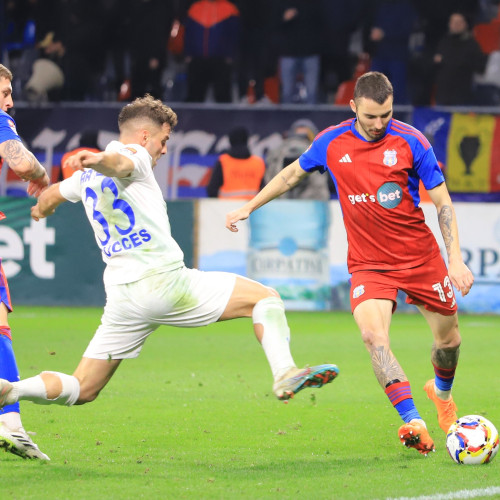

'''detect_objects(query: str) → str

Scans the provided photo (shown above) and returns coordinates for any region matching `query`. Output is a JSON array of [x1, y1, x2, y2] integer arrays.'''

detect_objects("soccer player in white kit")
[[0, 95, 338, 431]]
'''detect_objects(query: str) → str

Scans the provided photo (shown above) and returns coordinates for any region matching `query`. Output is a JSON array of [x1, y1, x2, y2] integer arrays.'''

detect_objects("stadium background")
[[1, 104, 499, 313]]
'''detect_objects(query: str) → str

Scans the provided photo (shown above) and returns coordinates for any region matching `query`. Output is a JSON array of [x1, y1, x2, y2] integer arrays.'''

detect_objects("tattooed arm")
[[427, 182, 474, 296], [226, 159, 309, 232], [0, 139, 49, 196]]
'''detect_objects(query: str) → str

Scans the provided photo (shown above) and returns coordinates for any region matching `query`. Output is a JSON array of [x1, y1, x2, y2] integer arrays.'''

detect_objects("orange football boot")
[[399, 421, 435, 456], [424, 379, 458, 433]]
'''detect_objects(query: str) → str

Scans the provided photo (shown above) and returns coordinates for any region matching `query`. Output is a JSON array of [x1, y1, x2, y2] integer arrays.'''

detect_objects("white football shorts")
[[83, 266, 236, 359]]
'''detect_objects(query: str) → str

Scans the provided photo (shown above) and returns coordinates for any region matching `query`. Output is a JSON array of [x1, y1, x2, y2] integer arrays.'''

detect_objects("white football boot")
[[0, 380, 50, 460], [0, 424, 50, 460]]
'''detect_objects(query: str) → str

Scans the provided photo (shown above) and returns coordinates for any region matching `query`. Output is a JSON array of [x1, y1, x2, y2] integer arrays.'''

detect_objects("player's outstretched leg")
[[398, 420, 435, 456], [250, 296, 339, 401], [273, 364, 339, 400], [424, 379, 458, 433], [0, 423, 50, 460]]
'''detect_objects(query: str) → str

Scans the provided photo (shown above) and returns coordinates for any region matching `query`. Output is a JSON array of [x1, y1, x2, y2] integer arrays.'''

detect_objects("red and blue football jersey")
[[0, 110, 21, 221], [0, 109, 22, 180], [0, 109, 21, 145], [300, 118, 444, 273]]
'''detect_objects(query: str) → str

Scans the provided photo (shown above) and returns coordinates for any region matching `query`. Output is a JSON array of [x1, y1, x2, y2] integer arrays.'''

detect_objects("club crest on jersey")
[[353, 285, 365, 299], [7, 119, 17, 135], [383, 149, 397, 167]]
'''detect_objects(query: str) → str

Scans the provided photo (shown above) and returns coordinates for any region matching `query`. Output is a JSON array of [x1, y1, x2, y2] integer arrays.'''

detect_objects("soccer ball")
[[446, 415, 499, 465]]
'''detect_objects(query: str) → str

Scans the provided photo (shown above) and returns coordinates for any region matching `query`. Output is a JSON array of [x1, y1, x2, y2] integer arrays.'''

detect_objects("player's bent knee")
[[40, 371, 80, 406], [360, 328, 388, 348], [75, 395, 97, 405], [75, 386, 100, 405]]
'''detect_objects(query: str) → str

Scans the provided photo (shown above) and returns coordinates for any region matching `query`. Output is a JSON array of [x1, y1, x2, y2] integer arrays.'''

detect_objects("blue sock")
[[0, 330, 21, 414], [395, 398, 422, 423], [432, 362, 456, 392]]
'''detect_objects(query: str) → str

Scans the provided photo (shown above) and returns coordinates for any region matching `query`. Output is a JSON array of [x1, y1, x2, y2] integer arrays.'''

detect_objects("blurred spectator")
[[433, 12, 488, 105], [236, 0, 275, 104], [363, 0, 418, 104], [3, 0, 29, 46], [319, 0, 367, 103], [22, 0, 107, 101], [265, 119, 331, 200], [184, 0, 241, 103], [410, 0, 480, 105], [122, 0, 172, 100], [413, 0, 480, 52], [3, 0, 64, 102], [60, 130, 100, 180], [206, 126, 265, 198], [24, 32, 65, 102], [60, 0, 107, 100], [2, 0, 38, 96], [272, 0, 322, 104]]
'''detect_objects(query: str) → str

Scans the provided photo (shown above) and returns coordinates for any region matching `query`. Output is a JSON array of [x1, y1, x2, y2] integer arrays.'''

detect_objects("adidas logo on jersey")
[[339, 154, 352, 163]]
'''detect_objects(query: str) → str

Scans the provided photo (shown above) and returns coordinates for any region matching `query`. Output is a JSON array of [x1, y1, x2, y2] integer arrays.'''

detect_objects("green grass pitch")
[[1, 307, 499, 500]]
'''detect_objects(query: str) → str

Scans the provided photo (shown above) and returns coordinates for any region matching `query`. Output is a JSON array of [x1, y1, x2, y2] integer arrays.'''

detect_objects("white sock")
[[13, 372, 80, 406], [435, 385, 452, 400], [0, 411, 22, 430], [410, 418, 427, 428], [253, 297, 295, 379]]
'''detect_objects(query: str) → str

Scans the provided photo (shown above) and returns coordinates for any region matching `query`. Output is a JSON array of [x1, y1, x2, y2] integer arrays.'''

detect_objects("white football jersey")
[[59, 140, 184, 285]]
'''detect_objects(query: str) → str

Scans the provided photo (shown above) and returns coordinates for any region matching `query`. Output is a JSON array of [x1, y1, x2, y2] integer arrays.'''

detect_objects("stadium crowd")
[[2, 0, 500, 106]]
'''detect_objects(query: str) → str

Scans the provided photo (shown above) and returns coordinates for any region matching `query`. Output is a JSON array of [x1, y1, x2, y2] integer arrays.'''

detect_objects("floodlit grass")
[[1, 308, 499, 499]]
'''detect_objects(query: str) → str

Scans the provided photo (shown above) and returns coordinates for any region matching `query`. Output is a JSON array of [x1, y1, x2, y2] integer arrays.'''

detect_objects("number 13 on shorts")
[[432, 276, 456, 307]]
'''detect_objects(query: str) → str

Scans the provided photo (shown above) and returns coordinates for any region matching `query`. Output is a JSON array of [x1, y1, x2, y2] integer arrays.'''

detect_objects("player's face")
[[0, 77, 14, 112], [350, 96, 393, 141], [145, 122, 171, 166]]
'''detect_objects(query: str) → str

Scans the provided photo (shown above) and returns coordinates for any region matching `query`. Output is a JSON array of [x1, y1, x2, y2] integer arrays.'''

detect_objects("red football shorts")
[[350, 253, 457, 316]]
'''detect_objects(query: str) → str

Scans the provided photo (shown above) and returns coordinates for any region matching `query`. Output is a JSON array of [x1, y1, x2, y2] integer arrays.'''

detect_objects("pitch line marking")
[[386, 486, 500, 500]]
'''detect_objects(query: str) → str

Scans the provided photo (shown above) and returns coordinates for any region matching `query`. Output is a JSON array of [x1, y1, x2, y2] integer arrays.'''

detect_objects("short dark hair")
[[0, 64, 13, 81], [354, 72, 393, 105], [118, 94, 178, 131]]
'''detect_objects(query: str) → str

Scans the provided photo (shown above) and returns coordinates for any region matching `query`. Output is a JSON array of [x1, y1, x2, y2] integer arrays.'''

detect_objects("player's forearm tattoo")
[[4, 140, 45, 180], [438, 205, 454, 256], [432, 344, 460, 369], [371, 345, 407, 387]]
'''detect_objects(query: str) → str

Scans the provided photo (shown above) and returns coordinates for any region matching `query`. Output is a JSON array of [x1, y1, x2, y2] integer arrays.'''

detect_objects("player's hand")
[[226, 207, 251, 232], [27, 171, 50, 197], [64, 150, 103, 171], [31, 203, 53, 221], [448, 261, 474, 297]]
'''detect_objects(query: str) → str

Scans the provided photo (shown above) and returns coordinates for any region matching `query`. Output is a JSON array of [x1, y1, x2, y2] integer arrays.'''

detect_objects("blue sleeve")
[[414, 145, 445, 190], [298, 133, 330, 174], [0, 113, 21, 144]]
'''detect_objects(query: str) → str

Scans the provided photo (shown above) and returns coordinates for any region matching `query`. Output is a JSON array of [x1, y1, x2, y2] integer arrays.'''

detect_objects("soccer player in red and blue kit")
[[226, 72, 474, 456], [0, 64, 50, 459]]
